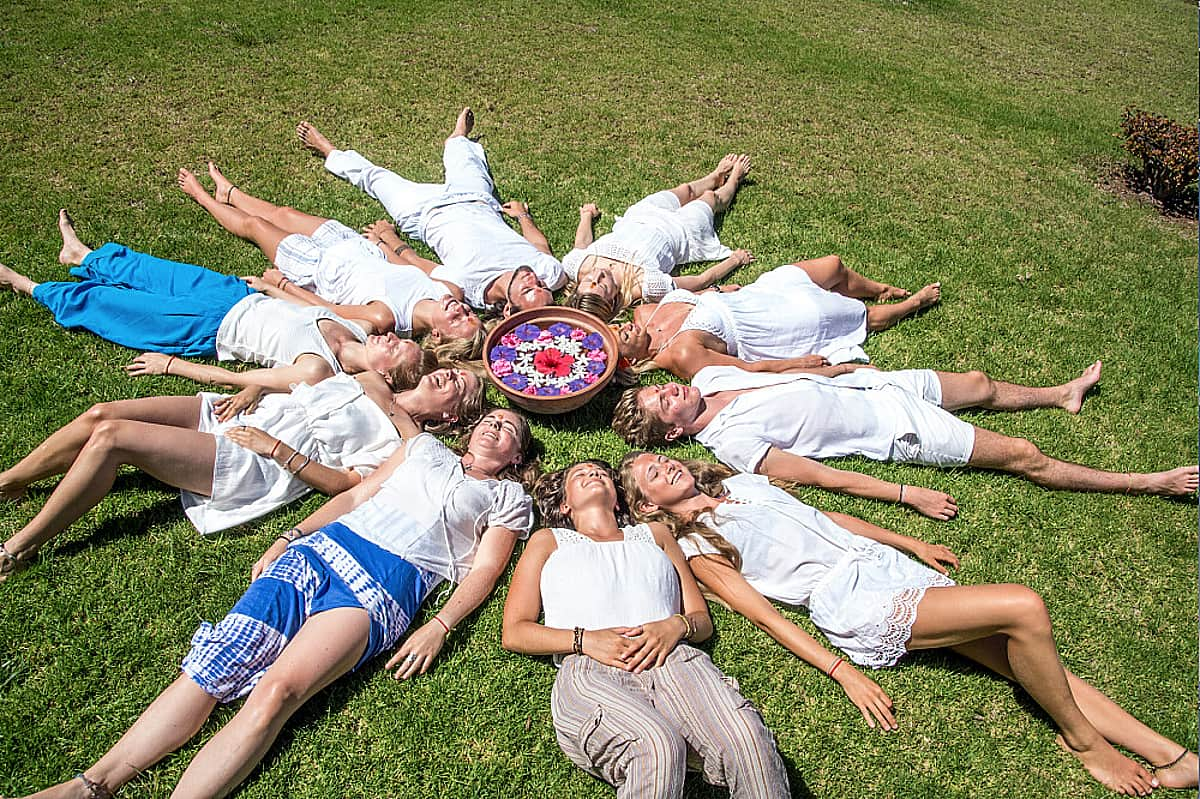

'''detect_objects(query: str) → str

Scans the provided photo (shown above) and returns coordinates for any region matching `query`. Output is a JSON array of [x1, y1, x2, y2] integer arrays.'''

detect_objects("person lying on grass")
[[560, 153, 754, 321], [0, 365, 484, 578], [0, 211, 433, 393], [619, 452, 1198, 796], [13, 408, 538, 799], [611, 363, 1196, 518], [298, 107, 565, 315], [614, 255, 941, 380], [502, 460, 790, 798], [177, 162, 489, 365]]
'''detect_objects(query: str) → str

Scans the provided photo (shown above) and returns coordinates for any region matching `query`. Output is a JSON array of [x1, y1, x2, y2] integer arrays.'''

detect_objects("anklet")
[[1150, 749, 1189, 773], [75, 772, 113, 799], [223, 185, 237, 204]]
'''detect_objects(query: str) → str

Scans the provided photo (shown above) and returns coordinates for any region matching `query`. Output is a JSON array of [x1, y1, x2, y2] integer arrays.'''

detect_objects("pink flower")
[[536, 329, 554, 342], [491, 359, 513, 377], [523, 386, 538, 395], [569, 328, 588, 340], [500, 333, 520, 347], [587, 349, 608, 362], [583, 372, 599, 385]]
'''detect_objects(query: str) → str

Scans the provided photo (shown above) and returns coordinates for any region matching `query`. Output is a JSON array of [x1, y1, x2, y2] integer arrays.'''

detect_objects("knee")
[[240, 676, 306, 731], [964, 370, 994, 398], [84, 419, 130, 453], [1004, 436, 1046, 473], [82, 402, 119, 428], [245, 216, 277, 240], [623, 722, 688, 785], [1004, 585, 1053, 637], [711, 711, 781, 783]]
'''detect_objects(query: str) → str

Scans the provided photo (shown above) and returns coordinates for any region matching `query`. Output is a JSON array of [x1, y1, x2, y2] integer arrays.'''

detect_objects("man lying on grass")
[[611, 363, 1197, 518]]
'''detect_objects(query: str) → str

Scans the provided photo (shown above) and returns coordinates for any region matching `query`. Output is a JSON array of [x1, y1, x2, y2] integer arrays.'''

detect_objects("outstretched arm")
[[573, 204, 599, 249], [758, 447, 959, 520], [823, 511, 960, 575], [363, 220, 445, 276], [386, 523, 520, 679], [672, 249, 754, 292], [659, 337, 850, 381], [126, 352, 330, 391], [501, 202, 553, 255], [689, 553, 897, 730]]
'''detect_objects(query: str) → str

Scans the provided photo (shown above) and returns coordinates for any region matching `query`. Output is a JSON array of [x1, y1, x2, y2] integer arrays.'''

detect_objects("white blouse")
[[336, 433, 534, 582], [215, 293, 366, 371]]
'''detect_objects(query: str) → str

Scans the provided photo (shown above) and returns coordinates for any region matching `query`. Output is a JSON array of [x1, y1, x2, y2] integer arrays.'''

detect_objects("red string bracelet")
[[433, 615, 451, 634]]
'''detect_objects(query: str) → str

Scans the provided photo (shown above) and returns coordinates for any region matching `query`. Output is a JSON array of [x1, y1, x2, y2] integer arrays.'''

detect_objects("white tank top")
[[540, 524, 681, 632], [215, 293, 366, 371]]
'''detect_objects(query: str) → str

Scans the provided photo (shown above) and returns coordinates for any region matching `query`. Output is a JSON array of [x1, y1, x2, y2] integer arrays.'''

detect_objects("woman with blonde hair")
[[620, 451, 1197, 797]]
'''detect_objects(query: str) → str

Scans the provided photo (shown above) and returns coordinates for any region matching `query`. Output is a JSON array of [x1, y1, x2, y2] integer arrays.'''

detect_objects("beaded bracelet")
[[572, 626, 584, 656]]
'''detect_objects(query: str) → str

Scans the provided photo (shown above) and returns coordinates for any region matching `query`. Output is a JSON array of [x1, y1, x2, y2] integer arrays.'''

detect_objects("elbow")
[[500, 623, 527, 654]]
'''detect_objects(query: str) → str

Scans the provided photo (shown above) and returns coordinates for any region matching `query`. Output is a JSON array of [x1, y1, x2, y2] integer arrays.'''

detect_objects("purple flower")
[[513, 323, 542, 342], [566, 379, 589, 393], [535, 385, 561, 396], [586, 359, 607, 374], [489, 345, 517, 362], [548, 322, 573, 338], [501, 374, 529, 391], [581, 332, 604, 350]]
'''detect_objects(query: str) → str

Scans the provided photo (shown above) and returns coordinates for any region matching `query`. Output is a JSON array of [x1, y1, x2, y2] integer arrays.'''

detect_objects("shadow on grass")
[[906, 648, 1056, 731]]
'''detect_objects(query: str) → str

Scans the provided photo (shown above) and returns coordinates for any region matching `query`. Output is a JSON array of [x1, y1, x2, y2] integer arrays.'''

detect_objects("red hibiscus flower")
[[533, 347, 575, 377]]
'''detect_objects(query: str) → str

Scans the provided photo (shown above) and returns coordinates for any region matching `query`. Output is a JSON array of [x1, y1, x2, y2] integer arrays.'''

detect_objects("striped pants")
[[551, 645, 789, 798]]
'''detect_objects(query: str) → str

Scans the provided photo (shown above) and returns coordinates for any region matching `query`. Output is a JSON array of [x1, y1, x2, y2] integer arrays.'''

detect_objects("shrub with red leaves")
[[1119, 107, 1198, 213]]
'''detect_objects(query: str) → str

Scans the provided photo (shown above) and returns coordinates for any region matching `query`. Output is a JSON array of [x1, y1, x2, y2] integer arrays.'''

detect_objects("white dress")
[[561, 190, 732, 301], [183, 374, 401, 534], [665, 265, 869, 365], [679, 473, 954, 668], [691, 365, 976, 474], [214, 293, 366, 371], [274, 219, 445, 335], [336, 432, 534, 583]]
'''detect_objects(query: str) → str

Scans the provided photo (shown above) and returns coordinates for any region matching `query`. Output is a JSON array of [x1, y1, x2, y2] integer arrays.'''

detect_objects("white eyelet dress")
[[539, 524, 789, 799], [682, 473, 954, 668]]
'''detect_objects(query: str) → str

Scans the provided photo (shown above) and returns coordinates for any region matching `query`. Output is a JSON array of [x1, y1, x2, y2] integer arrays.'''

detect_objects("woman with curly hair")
[[620, 451, 1197, 796], [502, 459, 790, 798]]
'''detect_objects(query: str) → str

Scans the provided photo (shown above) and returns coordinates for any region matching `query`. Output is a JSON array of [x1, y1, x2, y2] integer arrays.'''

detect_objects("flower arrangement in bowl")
[[483, 307, 620, 414]]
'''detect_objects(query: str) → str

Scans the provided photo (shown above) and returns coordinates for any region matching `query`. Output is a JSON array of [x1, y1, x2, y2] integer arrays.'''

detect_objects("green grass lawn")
[[0, 0, 1196, 796]]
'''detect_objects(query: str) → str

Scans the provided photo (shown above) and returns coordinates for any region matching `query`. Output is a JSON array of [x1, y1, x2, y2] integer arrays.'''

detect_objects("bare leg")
[[0, 263, 38, 296], [864, 284, 941, 330], [1, 420, 217, 559], [19, 676, 218, 799], [968, 427, 1198, 496], [791, 254, 940, 321], [447, 106, 474, 142], [171, 607, 370, 798], [909, 585, 1159, 795], [206, 162, 327, 236], [706, 154, 751, 213], [0, 396, 203, 501], [668, 153, 738, 205], [296, 120, 335, 158], [58, 209, 93, 265], [937, 362, 1102, 414], [176, 169, 290, 263]]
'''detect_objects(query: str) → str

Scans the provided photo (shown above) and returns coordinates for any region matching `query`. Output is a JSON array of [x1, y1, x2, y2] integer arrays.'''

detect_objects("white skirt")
[[806, 539, 954, 669]]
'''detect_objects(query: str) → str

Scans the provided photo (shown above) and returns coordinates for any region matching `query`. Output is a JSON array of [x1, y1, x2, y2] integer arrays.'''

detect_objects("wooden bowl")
[[483, 307, 619, 415]]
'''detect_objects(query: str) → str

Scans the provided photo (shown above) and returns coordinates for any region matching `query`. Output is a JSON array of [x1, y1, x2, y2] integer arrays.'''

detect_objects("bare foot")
[[207, 162, 237, 205], [176, 168, 209, 203], [1139, 465, 1199, 496], [725, 153, 752, 186], [57, 209, 91, 265], [875, 285, 911, 302], [711, 153, 738, 184], [1152, 749, 1199, 790], [1056, 734, 1158, 796], [296, 120, 335, 158], [912, 282, 941, 309], [450, 106, 474, 139], [18, 773, 103, 799], [0, 263, 36, 296], [1060, 360, 1102, 414], [0, 472, 27, 502]]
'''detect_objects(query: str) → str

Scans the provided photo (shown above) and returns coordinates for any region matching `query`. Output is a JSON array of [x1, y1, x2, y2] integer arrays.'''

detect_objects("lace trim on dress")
[[871, 573, 955, 669], [678, 300, 738, 355]]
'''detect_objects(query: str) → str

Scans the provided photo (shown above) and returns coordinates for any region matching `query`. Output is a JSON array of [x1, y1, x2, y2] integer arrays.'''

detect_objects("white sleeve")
[[488, 481, 535, 539], [709, 433, 772, 475], [677, 532, 720, 559], [561, 248, 587, 281], [640, 268, 676, 302]]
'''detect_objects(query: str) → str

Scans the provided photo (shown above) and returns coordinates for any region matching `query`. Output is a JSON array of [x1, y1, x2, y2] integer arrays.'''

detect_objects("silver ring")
[[404, 653, 417, 662]]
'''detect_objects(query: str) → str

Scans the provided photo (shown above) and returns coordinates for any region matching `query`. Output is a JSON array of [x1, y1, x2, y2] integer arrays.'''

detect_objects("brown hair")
[[423, 371, 487, 437], [563, 285, 621, 323], [453, 408, 542, 491], [387, 347, 439, 391], [422, 318, 495, 366], [617, 452, 742, 571], [533, 459, 631, 530], [610, 386, 673, 447]]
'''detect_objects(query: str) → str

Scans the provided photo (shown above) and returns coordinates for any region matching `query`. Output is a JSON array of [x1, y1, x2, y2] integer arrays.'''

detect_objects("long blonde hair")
[[617, 452, 742, 571]]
